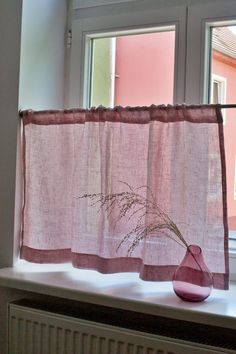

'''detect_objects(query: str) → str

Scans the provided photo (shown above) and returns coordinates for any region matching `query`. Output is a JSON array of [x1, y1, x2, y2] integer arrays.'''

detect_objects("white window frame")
[[68, 0, 236, 280], [186, 0, 236, 104], [67, 1, 187, 107], [86, 26, 177, 108], [186, 0, 236, 281], [73, 0, 137, 9]]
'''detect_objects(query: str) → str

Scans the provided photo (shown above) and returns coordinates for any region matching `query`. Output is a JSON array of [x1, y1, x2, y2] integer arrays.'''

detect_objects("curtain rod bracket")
[[19, 109, 34, 117]]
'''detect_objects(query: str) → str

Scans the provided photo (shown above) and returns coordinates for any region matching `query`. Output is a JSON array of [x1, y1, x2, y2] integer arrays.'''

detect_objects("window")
[[68, 1, 186, 107], [208, 25, 236, 256], [186, 1, 236, 279], [68, 0, 236, 280], [90, 29, 175, 108]]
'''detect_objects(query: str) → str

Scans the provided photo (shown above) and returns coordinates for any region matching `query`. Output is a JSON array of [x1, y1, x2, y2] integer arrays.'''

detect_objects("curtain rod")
[[18, 104, 236, 118], [220, 104, 236, 109]]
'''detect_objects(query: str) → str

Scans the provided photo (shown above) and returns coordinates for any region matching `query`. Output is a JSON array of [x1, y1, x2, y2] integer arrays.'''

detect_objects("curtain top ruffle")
[[20, 104, 223, 125]]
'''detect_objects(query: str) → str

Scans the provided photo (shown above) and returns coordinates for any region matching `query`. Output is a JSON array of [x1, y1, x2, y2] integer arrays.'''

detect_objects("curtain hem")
[[20, 247, 228, 289], [20, 246, 72, 263]]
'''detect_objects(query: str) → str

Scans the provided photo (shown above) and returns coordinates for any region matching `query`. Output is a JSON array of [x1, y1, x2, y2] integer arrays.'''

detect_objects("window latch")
[[67, 30, 72, 49]]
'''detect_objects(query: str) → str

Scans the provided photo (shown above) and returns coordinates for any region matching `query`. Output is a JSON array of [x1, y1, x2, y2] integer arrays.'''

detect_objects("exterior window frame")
[[211, 74, 227, 105], [211, 73, 227, 123], [186, 1, 236, 104]]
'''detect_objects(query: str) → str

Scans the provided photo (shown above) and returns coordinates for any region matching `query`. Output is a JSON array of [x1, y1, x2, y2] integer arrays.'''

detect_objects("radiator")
[[8, 302, 235, 354]]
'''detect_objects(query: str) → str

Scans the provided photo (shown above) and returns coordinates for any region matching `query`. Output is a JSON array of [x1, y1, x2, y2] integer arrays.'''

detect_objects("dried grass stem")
[[79, 182, 188, 255]]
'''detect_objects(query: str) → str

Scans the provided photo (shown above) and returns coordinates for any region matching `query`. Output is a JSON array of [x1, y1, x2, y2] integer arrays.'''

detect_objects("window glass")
[[210, 26, 236, 243], [90, 30, 175, 108]]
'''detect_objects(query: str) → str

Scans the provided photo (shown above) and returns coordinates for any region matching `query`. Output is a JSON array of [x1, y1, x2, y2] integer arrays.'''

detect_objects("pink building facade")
[[113, 30, 236, 230], [114, 31, 175, 106]]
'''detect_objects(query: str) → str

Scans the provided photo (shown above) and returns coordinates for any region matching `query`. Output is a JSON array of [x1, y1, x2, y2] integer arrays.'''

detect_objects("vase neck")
[[187, 245, 201, 255]]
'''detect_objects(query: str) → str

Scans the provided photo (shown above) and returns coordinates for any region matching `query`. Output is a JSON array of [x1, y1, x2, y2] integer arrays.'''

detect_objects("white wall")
[[0, 1, 67, 352], [0, 2, 24, 353], [19, 0, 67, 110], [0, 1, 22, 269]]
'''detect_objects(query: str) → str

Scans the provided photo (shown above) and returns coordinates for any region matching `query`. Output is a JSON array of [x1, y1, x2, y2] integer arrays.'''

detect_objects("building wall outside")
[[114, 31, 175, 106], [212, 53, 236, 228]]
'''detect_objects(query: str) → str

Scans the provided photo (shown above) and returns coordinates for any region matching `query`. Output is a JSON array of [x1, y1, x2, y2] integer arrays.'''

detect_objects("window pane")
[[90, 29, 175, 107], [210, 26, 236, 240]]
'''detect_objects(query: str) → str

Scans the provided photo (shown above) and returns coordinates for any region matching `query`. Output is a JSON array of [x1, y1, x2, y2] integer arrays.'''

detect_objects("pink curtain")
[[20, 105, 229, 289]]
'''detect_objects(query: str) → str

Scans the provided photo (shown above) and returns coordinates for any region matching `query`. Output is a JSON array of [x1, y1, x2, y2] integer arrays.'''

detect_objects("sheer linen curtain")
[[20, 105, 229, 290]]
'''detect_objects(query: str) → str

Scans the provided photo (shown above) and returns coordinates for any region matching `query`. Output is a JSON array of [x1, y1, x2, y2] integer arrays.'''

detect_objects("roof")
[[212, 27, 236, 59]]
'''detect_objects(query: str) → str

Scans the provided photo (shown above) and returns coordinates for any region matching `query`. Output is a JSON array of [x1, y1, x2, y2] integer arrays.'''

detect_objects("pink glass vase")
[[172, 245, 213, 302]]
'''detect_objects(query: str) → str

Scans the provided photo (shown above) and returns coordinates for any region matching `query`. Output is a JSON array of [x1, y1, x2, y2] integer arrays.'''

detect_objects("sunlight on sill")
[[14, 259, 166, 294], [14, 259, 73, 273]]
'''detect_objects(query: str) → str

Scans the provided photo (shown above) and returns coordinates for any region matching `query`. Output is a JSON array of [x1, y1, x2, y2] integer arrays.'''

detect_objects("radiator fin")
[[8, 304, 234, 354]]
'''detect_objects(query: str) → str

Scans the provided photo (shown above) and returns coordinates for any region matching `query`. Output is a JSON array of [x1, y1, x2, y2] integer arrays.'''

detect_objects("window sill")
[[0, 261, 235, 330]]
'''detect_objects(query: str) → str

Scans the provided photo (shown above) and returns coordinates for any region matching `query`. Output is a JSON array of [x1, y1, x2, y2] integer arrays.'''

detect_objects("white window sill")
[[0, 261, 236, 330]]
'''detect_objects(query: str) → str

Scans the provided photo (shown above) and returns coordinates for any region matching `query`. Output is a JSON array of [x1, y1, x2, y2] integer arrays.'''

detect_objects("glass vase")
[[172, 245, 213, 302]]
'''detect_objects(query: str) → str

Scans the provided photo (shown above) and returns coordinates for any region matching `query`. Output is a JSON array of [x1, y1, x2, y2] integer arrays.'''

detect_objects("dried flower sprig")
[[79, 182, 189, 256]]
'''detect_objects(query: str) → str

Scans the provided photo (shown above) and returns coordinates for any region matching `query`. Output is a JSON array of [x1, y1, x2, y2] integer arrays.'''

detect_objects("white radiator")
[[8, 302, 234, 354]]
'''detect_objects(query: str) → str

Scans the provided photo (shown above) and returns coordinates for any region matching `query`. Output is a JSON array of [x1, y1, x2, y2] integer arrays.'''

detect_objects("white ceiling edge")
[[72, 0, 139, 9]]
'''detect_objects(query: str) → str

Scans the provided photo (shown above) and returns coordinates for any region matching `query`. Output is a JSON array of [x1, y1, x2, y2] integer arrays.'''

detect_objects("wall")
[[19, 0, 67, 110], [0, 1, 67, 353], [0, 1, 22, 270], [0, 2, 23, 351]]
